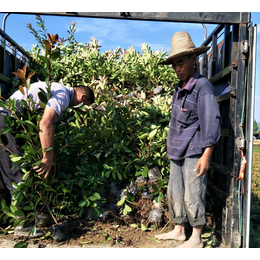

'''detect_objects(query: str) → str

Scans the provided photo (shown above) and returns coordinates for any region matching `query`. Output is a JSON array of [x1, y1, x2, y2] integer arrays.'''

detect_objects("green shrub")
[[0, 15, 178, 228]]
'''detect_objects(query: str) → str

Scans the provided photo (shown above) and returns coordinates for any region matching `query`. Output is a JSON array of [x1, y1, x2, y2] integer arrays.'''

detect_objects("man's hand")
[[194, 145, 215, 177], [194, 155, 211, 177], [33, 157, 53, 179]]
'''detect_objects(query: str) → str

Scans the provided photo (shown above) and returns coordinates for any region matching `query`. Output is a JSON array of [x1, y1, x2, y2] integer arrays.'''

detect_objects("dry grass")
[[252, 142, 260, 199], [250, 142, 260, 247]]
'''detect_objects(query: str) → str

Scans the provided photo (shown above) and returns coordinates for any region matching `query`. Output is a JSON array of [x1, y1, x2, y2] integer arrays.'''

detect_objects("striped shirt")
[[167, 69, 221, 160]]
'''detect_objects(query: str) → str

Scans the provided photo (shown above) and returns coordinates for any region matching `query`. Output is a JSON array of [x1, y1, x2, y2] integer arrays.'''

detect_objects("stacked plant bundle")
[[0, 15, 178, 234]]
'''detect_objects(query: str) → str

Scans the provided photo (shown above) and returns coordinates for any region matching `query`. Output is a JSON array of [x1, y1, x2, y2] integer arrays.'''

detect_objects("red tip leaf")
[[18, 85, 25, 95], [27, 71, 35, 79]]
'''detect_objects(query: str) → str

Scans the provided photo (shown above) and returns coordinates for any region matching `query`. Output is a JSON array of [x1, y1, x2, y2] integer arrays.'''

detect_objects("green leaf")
[[2, 206, 10, 214], [79, 201, 86, 207], [148, 129, 157, 139], [51, 50, 60, 60], [156, 192, 164, 202], [141, 223, 148, 231], [152, 184, 159, 192], [1, 199, 6, 208], [72, 102, 84, 109], [14, 241, 28, 248], [103, 164, 111, 170], [34, 160, 42, 166], [146, 237, 162, 243], [101, 116, 106, 124], [15, 133, 31, 142], [89, 192, 101, 201], [76, 165, 82, 171], [28, 226, 36, 236], [117, 172, 123, 180], [112, 172, 116, 179], [5, 212, 16, 219], [38, 55, 49, 64], [10, 205, 17, 214], [138, 133, 148, 139], [38, 91, 48, 104], [44, 147, 53, 152], [104, 171, 110, 178], [123, 204, 132, 215], [1, 127, 12, 134], [93, 192, 101, 200], [10, 156, 22, 163], [123, 146, 132, 153], [79, 240, 93, 245], [117, 197, 126, 206], [15, 210, 25, 218], [130, 223, 138, 229], [142, 166, 149, 178], [22, 170, 30, 181], [24, 120, 38, 127], [23, 206, 33, 211]]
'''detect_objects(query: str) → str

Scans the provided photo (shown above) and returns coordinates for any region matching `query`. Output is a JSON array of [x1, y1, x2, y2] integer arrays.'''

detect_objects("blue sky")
[[1, 10, 260, 122]]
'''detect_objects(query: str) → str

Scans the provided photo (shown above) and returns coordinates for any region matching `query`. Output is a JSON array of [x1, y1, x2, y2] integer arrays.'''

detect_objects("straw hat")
[[158, 31, 210, 65]]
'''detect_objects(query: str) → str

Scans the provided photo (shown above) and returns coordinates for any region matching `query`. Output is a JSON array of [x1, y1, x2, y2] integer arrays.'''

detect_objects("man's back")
[[9, 82, 73, 116]]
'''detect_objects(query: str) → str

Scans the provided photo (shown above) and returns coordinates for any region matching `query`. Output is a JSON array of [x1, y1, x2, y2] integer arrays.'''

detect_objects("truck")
[[0, 12, 257, 248]]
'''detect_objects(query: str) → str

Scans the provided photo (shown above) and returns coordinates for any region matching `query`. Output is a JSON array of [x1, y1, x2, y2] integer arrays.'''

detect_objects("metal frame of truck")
[[0, 12, 257, 248]]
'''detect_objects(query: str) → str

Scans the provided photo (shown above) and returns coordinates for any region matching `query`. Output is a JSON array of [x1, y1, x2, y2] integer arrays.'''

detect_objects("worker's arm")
[[33, 106, 58, 178]]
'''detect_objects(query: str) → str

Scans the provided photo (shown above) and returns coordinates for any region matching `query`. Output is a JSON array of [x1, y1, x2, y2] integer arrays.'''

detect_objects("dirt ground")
[[0, 221, 176, 248], [0, 182, 222, 249], [0, 216, 221, 249]]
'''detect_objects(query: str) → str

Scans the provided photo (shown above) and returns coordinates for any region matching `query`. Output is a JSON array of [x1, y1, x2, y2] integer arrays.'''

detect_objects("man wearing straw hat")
[[155, 31, 221, 248]]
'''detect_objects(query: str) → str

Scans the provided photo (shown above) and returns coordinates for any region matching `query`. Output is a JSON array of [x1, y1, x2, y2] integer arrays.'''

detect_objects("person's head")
[[72, 85, 95, 106], [171, 53, 197, 83], [158, 31, 210, 79]]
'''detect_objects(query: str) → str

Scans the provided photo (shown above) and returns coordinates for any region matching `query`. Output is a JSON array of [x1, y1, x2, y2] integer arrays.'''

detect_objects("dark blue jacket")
[[167, 70, 221, 160]]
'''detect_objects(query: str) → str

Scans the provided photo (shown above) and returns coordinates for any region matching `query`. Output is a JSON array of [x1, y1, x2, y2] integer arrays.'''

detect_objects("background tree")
[[254, 120, 258, 134]]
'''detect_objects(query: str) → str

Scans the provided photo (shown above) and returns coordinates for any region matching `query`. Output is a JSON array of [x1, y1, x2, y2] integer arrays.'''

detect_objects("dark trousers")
[[0, 115, 23, 205]]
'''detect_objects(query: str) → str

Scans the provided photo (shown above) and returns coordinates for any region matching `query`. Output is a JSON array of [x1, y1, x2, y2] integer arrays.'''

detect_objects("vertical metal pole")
[[2, 13, 10, 31], [230, 22, 247, 248], [1, 13, 10, 76], [202, 23, 207, 41], [243, 24, 257, 248], [201, 24, 208, 78]]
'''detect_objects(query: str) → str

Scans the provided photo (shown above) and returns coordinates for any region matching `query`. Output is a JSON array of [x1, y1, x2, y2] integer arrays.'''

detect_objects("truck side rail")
[[0, 28, 30, 97]]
